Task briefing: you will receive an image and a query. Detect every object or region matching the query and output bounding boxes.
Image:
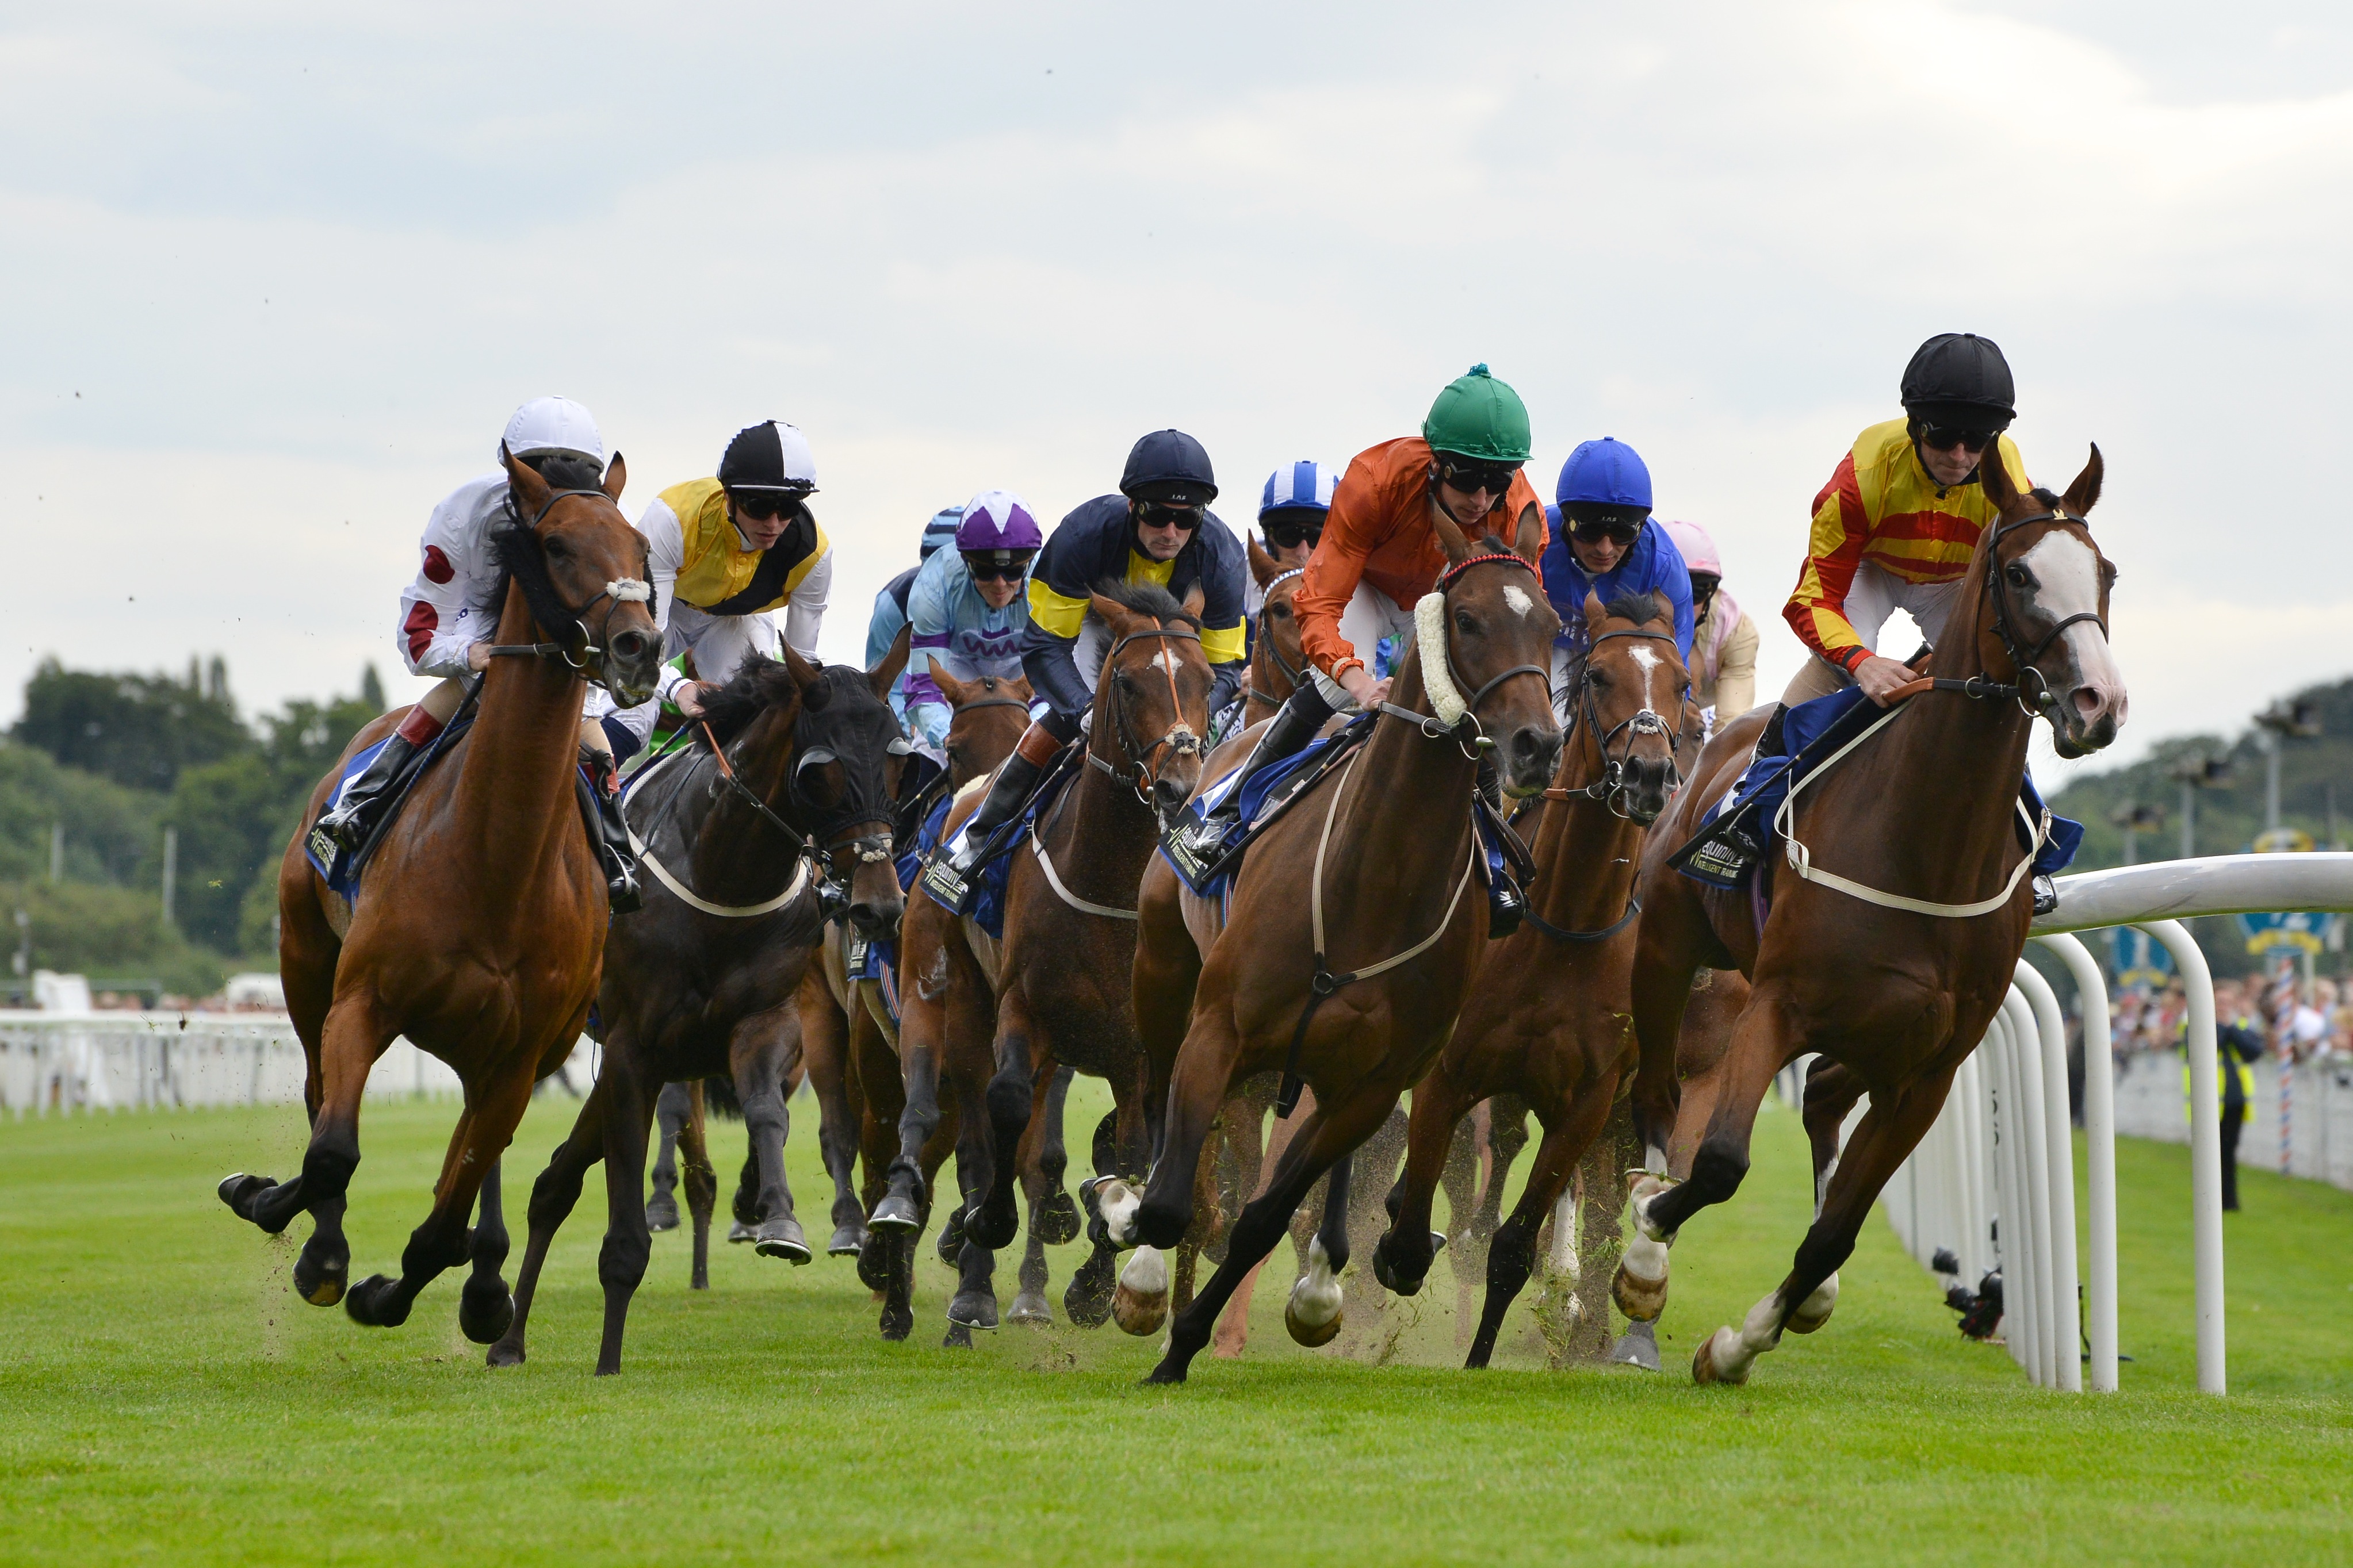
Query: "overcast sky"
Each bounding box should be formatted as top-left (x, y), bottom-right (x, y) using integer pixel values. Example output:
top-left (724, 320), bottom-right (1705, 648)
top-left (6, 1), bottom-right (2348, 787)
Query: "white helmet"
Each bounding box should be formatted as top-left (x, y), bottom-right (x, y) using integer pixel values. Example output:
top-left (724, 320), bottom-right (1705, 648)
top-left (502, 396), bottom-right (605, 464)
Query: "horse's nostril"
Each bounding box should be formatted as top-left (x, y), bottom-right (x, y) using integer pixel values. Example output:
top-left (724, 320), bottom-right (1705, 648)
top-left (2073, 687), bottom-right (2102, 719)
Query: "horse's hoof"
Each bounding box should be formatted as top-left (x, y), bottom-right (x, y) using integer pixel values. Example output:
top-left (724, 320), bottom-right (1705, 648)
top-left (967, 1195), bottom-right (1019, 1253)
top-left (292, 1249), bottom-right (347, 1308)
top-left (1035, 1187), bottom-right (1082, 1247)
top-left (1141, 1359), bottom-right (1188, 1386)
top-left (1112, 1247), bottom-right (1169, 1337)
top-left (485, 1340), bottom-right (525, 1368)
top-left (755, 1218), bottom-right (812, 1264)
top-left (726, 1220), bottom-right (757, 1245)
top-left (879, 1301), bottom-right (913, 1342)
top-left (868, 1193), bottom-right (921, 1234)
top-left (1064, 1251), bottom-right (1116, 1329)
top-left (1613, 1229), bottom-right (1672, 1322)
top-left (856, 1233), bottom-right (896, 1293)
top-left (947, 1290), bottom-right (1000, 1331)
top-left (1284, 1299), bottom-right (1344, 1348)
top-left (1610, 1320), bottom-right (1661, 1371)
top-left (1692, 1327), bottom-right (1747, 1386)
top-left (827, 1224), bottom-right (866, 1258)
top-left (1786, 1273), bottom-right (1839, 1333)
top-left (216, 1172), bottom-right (267, 1218)
top-left (943, 1322), bottom-right (974, 1350)
top-left (1370, 1232), bottom-right (1426, 1298)
top-left (645, 1194), bottom-right (680, 1232)
top-left (342, 1275), bottom-right (411, 1328)
top-left (458, 1282), bottom-right (516, 1345)
top-left (936, 1206), bottom-right (967, 1265)
top-left (1007, 1289), bottom-right (1054, 1327)
top-left (1285, 1237), bottom-right (1344, 1346)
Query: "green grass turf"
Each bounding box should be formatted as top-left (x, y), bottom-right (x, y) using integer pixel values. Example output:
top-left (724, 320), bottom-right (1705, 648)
top-left (2, 1083), bottom-right (2347, 1566)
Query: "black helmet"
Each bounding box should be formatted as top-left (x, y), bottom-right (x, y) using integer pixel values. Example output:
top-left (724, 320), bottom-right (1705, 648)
top-left (717, 420), bottom-right (818, 495)
top-left (1900, 333), bottom-right (2015, 431)
top-left (1119, 429), bottom-right (1218, 507)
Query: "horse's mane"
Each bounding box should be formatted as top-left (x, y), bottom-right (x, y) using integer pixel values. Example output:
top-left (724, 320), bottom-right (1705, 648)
top-left (1602, 591), bottom-right (1670, 629)
top-left (696, 655), bottom-right (817, 745)
top-left (477, 452), bottom-right (617, 632)
top-left (1091, 577), bottom-right (1202, 630)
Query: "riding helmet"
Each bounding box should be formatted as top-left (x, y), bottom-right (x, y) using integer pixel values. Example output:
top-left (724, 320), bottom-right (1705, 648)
top-left (1120, 430), bottom-right (1218, 506)
top-left (718, 419), bottom-right (819, 494)
top-left (1900, 333), bottom-right (2016, 431)
top-left (920, 506), bottom-right (965, 559)
top-left (1556, 438), bottom-right (1653, 512)
top-left (1259, 460), bottom-right (1338, 522)
top-left (502, 396), bottom-right (604, 465)
top-left (955, 490), bottom-right (1044, 553)
top-left (1422, 364), bottom-right (1533, 463)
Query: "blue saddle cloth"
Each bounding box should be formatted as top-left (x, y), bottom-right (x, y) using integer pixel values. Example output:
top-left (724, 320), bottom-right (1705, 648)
top-left (301, 714), bottom-right (479, 897)
top-left (1158, 717), bottom-right (1374, 902)
top-left (1673, 686), bottom-right (2082, 891)
top-left (916, 769), bottom-right (1074, 941)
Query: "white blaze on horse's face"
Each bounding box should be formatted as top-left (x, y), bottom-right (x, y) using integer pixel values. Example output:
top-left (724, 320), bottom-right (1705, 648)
top-left (1628, 642), bottom-right (1661, 713)
top-left (1502, 584), bottom-right (1536, 619)
top-left (2018, 531), bottom-right (2127, 751)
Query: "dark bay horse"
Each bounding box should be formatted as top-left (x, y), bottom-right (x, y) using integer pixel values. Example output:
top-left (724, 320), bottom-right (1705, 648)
top-left (1624, 447), bottom-right (2125, 1384)
top-left (873, 582), bottom-right (1213, 1345)
top-left (489, 642), bottom-right (906, 1374)
top-left (223, 448), bottom-right (660, 1341)
top-left (1372, 592), bottom-right (1690, 1367)
top-left (1121, 506), bottom-right (1563, 1383)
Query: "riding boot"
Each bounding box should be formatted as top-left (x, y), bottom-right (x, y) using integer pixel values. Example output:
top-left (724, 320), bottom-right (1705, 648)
top-left (1168, 681), bottom-right (1336, 865)
top-left (923, 742), bottom-right (1051, 915)
top-left (315, 732), bottom-right (421, 853)
top-left (579, 745), bottom-right (644, 915)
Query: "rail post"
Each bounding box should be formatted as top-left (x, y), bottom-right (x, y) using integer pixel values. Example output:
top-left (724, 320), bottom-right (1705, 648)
top-left (2033, 932), bottom-right (2116, 1391)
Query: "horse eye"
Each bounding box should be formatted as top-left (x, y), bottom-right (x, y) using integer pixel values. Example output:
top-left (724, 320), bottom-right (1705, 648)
top-left (1269, 604), bottom-right (1291, 620)
top-left (2006, 565), bottom-right (2030, 587)
top-left (1453, 611), bottom-right (1478, 635)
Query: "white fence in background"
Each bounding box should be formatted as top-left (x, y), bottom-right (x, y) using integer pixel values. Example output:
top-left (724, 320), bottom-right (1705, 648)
top-left (1881, 852), bottom-right (2353, 1398)
top-left (0, 1011), bottom-right (597, 1117)
top-left (2110, 1052), bottom-right (2353, 1193)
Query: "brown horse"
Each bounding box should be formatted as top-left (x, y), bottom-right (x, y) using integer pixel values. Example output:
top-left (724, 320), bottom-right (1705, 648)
top-left (488, 640), bottom-right (906, 1374)
top-left (1622, 447), bottom-right (2125, 1384)
top-left (873, 582), bottom-right (1214, 1345)
top-left (1371, 591), bottom-right (1690, 1367)
top-left (221, 448), bottom-right (661, 1342)
top-left (1120, 506), bottom-right (1563, 1383)
top-left (1238, 538), bottom-right (1308, 724)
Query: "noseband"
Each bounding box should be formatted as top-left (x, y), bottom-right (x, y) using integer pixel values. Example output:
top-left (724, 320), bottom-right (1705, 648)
top-left (483, 487), bottom-right (655, 692)
top-left (1093, 625), bottom-right (1206, 806)
top-left (1372, 551), bottom-right (1550, 750)
top-left (1547, 627), bottom-right (1685, 817)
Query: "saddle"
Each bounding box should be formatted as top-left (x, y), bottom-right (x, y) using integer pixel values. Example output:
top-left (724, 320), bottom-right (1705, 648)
top-left (303, 712), bottom-right (478, 897)
top-left (913, 745), bottom-right (1081, 940)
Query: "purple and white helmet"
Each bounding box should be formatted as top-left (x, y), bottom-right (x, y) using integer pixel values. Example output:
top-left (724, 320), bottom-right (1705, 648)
top-left (956, 489), bottom-right (1043, 554)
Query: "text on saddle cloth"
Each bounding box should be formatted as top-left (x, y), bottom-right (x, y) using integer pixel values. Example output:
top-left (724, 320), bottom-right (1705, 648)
top-left (1667, 684), bottom-right (2083, 899)
top-left (1157, 715), bottom-right (1376, 899)
top-left (914, 756), bottom-right (1078, 941)
top-left (303, 710), bottom-right (480, 898)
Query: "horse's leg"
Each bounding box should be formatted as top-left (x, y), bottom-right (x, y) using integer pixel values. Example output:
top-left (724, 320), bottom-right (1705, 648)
top-left (1211, 1079), bottom-right (1292, 1358)
top-left (1695, 1068), bottom-right (1954, 1386)
top-left (1008, 1053), bottom-right (1059, 1327)
top-left (679, 1082), bottom-right (717, 1290)
top-left (219, 992), bottom-right (389, 1243)
top-left (646, 1080), bottom-right (689, 1232)
top-left (1801, 1057), bottom-right (1867, 1217)
top-left (1467, 1077), bottom-right (1618, 1370)
top-left (1283, 1151), bottom-right (1355, 1346)
top-left (852, 1012), bottom-right (904, 1291)
top-left (1375, 1066), bottom-right (1475, 1298)
top-left (739, 1017), bottom-right (812, 1266)
top-left (1566, 1099), bottom-right (1636, 1364)
top-left (276, 890), bottom-right (350, 1308)
top-left (803, 974), bottom-right (868, 1258)
top-left (1146, 1087), bottom-right (1394, 1386)
top-left (1637, 992), bottom-right (1796, 1245)
top-left (488, 1073), bottom-right (611, 1367)
top-left (1034, 1064), bottom-right (1081, 1243)
top-left (971, 993), bottom-right (1038, 1251)
top-left (943, 1061), bottom-right (1000, 1345)
top-left (1474, 1094), bottom-right (1529, 1242)
top-left (588, 1048), bottom-right (663, 1376)
top-left (456, 1159), bottom-right (515, 1345)
top-left (346, 1063), bottom-right (535, 1333)
top-left (873, 953), bottom-right (949, 1233)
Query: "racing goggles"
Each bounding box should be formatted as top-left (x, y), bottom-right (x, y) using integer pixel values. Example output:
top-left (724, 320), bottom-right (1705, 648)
top-left (1689, 572), bottom-right (1721, 611)
top-left (1437, 458), bottom-right (1520, 497)
top-left (1135, 501), bottom-right (1204, 531)
top-left (1570, 517), bottom-right (1644, 546)
top-left (1916, 424), bottom-right (1998, 454)
top-left (962, 549), bottom-right (1035, 582)
top-left (728, 486), bottom-right (813, 521)
top-left (1262, 514), bottom-right (1324, 550)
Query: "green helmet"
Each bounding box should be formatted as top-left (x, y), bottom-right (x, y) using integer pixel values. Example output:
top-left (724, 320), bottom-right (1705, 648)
top-left (1422, 363), bottom-right (1532, 463)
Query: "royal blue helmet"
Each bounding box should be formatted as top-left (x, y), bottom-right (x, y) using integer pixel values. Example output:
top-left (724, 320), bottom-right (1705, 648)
top-left (1259, 460), bottom-right (1338, 522)
top-left (1556, 437), bottom-right (1652, 512)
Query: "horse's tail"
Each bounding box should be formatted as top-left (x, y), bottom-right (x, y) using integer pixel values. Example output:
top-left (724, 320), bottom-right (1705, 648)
top-left (701, 1074), bottom-right (744, 1120)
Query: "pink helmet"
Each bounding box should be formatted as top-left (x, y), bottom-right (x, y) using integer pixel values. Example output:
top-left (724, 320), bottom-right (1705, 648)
top-left (1658, 518), bottom-right (1722, 577)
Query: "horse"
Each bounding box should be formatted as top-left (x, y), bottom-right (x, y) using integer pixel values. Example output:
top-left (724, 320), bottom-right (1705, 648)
top-left (488, 639), bottom-right (906, 1374)
top-left (1239, 537), bottom-right (1308, 723)
top-left (220, 447), bottom-right (661, 1344)
top-left (1371, 591), bottom-right (1691, 1368)
top-left (1119, 504), bottom-right (1563, 1383)
top-left (871, 581), bottom-right (1214, 1346)
top-left (1621, 447), bottom-right (2125, 1385)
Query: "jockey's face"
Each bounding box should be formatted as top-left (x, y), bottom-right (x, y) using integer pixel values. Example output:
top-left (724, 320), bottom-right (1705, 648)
top-left (1131, 501), bottom-right (1201, 562)
top-left (974, 574), bottom-right (1021, 610)
top-left (728, 493), bottom-right (801, 550)
top-left (1569, 531), bottom-right (1628, 575)
top-left (1433, 476), bottom-right (1503, 526)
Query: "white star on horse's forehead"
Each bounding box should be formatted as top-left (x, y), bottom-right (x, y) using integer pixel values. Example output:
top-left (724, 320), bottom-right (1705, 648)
top-left (1502, 585), bottom-right (1535, 618)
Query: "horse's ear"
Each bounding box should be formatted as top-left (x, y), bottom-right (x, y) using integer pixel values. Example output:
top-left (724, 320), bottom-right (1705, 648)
top-left (601, 452), bottom-right (627, 503)
top-left (1247, 536), bottom-right (1278, 588)
top-left (1583, 589), bottom-right (1610, 639)
top-left (1511, 500), bottom-right (1545, 568)
top-left (1979, 439), bottom-right (2024, 512)
top-left (1427, 491), bottom-right (1474, 566)
top-left (867, 623), bottom-right (909, 699)
top-left (2062, 443), bottom-right (2103, 517)
top-left (1180, 580), bottom-right (1206, 620)
top-left (1090, 591), bottom-right (1143, 639)
top-left (932, 664), bottom-right (972, 708)
top-left (502, 443), bottom-right (552, 519)
top-left (782, 641), bottom-right (824, 699)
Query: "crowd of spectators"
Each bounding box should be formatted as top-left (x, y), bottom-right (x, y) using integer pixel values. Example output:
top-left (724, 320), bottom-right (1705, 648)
top-left (2106, 966), bottom-right (2351, 1064)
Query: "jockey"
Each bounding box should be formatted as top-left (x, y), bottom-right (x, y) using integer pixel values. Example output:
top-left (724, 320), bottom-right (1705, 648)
top-left (622, 419), bottom-right (835, 734)
top-left (932, 429), bottom-right (1247, 900)
top-left (1170, 364), bottom-right (1545, 858)
top-left (1657, 518), bottom-right (1759, 733)
top-left (1783, 332), bottom-right (2031, 707)
top-left (1538, 437), bottom-right (1694, 719)
top-left (870, 507), bottom-right (967, 733)
top-left (1246, 460), bottom-right (1337, 619)
top-left (901, 490), bottom-right (1042, 754)
top-left (322, 395), bottom-right (642, 907)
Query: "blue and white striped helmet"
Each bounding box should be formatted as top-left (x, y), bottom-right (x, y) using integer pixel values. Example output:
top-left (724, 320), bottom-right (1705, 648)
top-left (1259, 459), bottom-right (1338, 522)
top-left (919, 506), bottom-right (964, 560)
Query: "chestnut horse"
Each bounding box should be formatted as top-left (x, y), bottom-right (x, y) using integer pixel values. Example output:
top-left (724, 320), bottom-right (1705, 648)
top-left (1623, 447), bottom-right (2125, 1385)
top-left (489, 642), bottom-right (906, 1374)
top-left (1120, 505), bottom-right (1563, 1383)
top-left (1372, 591), bottom-right (1691, 1367)
top-left (222, 448), bottom-right (661, 1341)
top-left (873, 582), bottom-right (1213, 1345)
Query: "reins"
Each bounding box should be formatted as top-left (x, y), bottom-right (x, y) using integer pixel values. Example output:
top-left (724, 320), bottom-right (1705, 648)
top-left (1248, 571), bottom-right (1309, 711)
top-left (1544, 626), bottom-right (1686, 818)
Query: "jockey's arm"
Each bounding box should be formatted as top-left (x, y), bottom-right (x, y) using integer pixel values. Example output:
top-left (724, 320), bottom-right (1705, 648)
top-left (1714, 611), bottom-right (1759, 717)
top-left (1292, 461), bottom-right (1390, 708)
top-left (782, 545), bottom-right (829, 657)
top-left (903, 555), bottom-right (959, 749)
top-left (397, 479), bottom-right (505, 683)
top-left (636, 496), bottom-right (690, 705)
top-left (1193, 526), bottom-right (1250, 717)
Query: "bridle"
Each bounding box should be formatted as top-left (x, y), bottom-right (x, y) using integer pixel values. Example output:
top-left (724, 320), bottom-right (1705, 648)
top-left (1370, 551), bottom-right (1551, 753)
top-left (1545, 626), bottom-right (1686, 819)
top-left (1977, 507), bottom-right (2110, 721)
top-left (482, 487), bottom-right (655, 691)
top-left (1248, 568), bottom-right (1308, 710)
top-left (1092, 624), bottom-right (1206, 808)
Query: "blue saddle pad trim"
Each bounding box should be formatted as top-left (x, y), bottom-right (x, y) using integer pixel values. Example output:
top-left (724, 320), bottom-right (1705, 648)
top-left (1159, 718), bottom-right (1373, 902)
top-left (303, 737), bottom-right (397, 896)
top-left (916, 769), bottom-right (1074, 940)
